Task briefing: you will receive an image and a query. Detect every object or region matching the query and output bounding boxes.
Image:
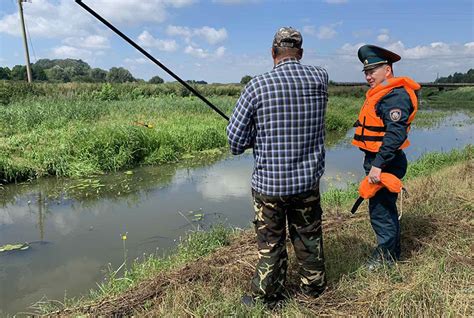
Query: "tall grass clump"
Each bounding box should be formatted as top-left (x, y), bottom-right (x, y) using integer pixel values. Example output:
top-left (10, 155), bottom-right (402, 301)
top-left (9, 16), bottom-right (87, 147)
top-left (0, 95), bottom-right (236, 182)
top-left (325, 96), bottom-right (362, 132)
top-left (40, 225), bottom-right (233, 314)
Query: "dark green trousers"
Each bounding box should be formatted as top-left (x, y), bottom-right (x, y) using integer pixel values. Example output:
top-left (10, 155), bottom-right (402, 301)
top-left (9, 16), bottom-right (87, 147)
top-left (250, 186), bottom-right (326, 300)
top-left (364, 150), bottom-right (407, 261)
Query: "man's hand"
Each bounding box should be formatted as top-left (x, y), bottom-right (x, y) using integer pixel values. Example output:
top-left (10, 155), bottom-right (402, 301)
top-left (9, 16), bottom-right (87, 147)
top-left (368, 166), bottom-right (382, 184)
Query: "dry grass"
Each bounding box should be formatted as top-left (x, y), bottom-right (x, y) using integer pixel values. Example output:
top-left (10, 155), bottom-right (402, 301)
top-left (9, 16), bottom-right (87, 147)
top-left (52, 160), bottom-right (473, 317)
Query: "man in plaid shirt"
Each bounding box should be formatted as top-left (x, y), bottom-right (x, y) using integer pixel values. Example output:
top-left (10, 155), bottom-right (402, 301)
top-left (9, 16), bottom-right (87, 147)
top-left (227, 27), bottom-right (328, 307)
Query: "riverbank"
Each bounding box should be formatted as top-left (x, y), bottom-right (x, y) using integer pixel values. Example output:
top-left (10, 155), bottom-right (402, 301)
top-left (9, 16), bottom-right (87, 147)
top-left (1, 85), bottom-right (472, 184)
top-left (43, 146), bottom-right (473, 316)
top-left (0, 89), bottom-right (360, 183)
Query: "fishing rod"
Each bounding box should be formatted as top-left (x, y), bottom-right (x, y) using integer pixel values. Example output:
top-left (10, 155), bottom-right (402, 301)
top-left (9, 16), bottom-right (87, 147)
top-left (75, 0), bottom-right (229, 121)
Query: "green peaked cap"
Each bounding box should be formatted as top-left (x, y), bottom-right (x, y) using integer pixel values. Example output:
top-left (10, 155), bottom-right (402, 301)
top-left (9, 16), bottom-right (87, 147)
top-left (358, 44), bottom-right (401, 71)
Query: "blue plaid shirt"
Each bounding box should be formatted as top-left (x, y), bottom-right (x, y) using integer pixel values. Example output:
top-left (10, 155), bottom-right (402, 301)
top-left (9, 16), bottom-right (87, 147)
top-left (227, 58), bottom-right (328, 196)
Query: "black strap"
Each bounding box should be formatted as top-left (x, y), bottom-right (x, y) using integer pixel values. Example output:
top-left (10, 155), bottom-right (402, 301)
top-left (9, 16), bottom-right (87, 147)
top-left (353, 120), bottom-right (386, 132)
top-left (353, 134), bottom-right (384, 142)
top-left (351, 197), bottom-right (364, 214)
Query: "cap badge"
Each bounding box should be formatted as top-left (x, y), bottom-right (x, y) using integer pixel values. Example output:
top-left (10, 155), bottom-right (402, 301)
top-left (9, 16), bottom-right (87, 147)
top-left (364, 59), bottom-right (368, 65)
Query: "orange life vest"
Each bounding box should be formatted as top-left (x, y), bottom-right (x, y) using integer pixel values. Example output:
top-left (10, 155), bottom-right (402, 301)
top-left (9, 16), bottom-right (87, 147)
top-left (351, 172), bottom-right (404, 214)
top-left (358, 173), bottom-right (403, 199)
top-left (352, 77), bottom-right (420, 152)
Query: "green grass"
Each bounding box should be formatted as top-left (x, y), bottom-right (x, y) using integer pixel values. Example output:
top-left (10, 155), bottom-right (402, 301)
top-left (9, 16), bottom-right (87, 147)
top-left (42, 148), bottom-right (473, 316)
top-left (326, 96), bottom-right (361, 132)
top-left (0, 91), bottom-right (362, 183)
top-left (422, 87), bottom-right (474, 111)
top-left (0, 96), bottom-right (236, 182)
top-left (321, 145), bottom-right (473, 211)
top-left (1, 84), bottom-right (472, 183)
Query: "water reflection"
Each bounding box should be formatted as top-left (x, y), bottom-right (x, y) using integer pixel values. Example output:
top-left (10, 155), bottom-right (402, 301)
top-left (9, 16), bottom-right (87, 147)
top-left (0, 112), bottom-right (472, 315)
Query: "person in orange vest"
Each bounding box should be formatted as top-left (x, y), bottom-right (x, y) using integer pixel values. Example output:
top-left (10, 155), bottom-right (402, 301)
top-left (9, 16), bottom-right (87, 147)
top-left (352, 45), bottom-right (420, 270)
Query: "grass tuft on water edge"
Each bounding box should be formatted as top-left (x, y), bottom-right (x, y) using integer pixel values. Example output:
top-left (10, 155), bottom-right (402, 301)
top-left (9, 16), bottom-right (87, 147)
top-left (35, 224), bottom-right (233, 314)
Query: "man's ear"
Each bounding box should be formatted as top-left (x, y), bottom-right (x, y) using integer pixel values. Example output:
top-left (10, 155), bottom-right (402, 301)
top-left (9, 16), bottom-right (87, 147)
top-left (271, 47), bottom-right (276, 59)
top-left (298, 48), bottom-right (303, 60)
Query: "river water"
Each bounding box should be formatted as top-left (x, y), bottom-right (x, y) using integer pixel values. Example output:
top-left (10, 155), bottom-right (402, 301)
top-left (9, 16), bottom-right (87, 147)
top-left (0, 112), bottom-right (472, 315)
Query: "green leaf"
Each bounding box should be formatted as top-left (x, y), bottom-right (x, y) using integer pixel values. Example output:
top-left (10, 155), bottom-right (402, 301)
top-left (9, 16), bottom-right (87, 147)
top-left (0, 243), bottom-right (29, 252)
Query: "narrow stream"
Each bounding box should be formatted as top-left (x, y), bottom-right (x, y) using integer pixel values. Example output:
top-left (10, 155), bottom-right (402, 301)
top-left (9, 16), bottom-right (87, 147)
top-left (0, 112), bottom-right (472, 315)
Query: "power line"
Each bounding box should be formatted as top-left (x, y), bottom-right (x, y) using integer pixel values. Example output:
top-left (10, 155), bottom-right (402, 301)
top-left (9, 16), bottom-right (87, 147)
top-left (24, 12), bottom-right (37, 63)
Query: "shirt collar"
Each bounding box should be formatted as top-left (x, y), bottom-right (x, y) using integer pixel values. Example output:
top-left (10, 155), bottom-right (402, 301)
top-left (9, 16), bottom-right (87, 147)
top-left (274, 57), bottom-right (300, 69)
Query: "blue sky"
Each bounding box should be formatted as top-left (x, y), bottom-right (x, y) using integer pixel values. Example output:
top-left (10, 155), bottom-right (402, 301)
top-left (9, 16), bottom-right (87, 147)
top-left (0, 0), bottom-right (473, 83)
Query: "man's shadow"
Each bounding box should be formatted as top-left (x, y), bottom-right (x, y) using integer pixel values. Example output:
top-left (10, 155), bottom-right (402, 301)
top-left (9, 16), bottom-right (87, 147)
top-left (400, 213), bottom-right (439, 259)
top-left (285, 232), bottom-right (372, 289)
top-left (284, 213), bottom-right (439, 295)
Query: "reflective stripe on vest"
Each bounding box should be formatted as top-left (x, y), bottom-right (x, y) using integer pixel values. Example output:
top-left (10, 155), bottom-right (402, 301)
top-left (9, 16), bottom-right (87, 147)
top-left (351, 77), bottom-right (420, 153)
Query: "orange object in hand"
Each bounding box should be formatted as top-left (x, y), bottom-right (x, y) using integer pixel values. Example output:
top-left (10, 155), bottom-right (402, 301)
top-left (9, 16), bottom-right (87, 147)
top-left (359, 172), bottom-right (403, 199)
top-left (351, 173), bottom-right (403, 214)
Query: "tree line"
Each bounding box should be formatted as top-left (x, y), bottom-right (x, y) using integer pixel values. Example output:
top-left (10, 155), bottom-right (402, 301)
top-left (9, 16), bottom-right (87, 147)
top-left (0, 58), bottom-right (167, 84)
top-left (435, 69), bottom-right (474, 83)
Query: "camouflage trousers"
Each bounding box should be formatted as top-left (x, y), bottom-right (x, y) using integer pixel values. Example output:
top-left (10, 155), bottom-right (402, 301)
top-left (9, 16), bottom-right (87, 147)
top-left (250, 186), bottom-right (326, 300)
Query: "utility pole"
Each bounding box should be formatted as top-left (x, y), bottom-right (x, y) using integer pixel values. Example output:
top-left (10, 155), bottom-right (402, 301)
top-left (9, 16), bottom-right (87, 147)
top-left (18, 0), bottom-right (32, 83)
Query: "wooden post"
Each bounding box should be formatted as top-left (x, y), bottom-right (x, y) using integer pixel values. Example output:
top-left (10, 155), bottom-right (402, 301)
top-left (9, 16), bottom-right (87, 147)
top-left (18, 0), bottom-right (33, 83)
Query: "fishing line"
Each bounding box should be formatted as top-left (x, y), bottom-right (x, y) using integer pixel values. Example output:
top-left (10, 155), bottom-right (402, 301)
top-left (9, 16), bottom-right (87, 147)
top-left (74, 0), bottom-right (229, 121)
top-left (24, 15), bottom-right (37, 63)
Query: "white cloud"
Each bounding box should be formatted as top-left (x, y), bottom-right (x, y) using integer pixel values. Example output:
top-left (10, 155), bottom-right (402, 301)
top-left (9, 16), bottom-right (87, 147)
top-left (64, 35), bottom-right (110, 49)
top-left (184, 45), bottom-right (226, 59)
top-left (185, 45), bottom-right (210, 58)
top-left (166, 25), bottom-right (228, 45)
top-left (194, 26), bottom-right (228, 45)
top-left (0, 0), bottom-right (91, 38)
top-left (376, 28), bottom-right (390, 43)
top-left (387, 41), bottom-right (452, 59)
top-left (0, 0), bottom-right (197, 39)
top-left (166, 25), bottom-right (193, 38)
top-left (212, 0), bottom-right (260, 4)
top-left (0, 13), bottom-right (20, 36)
top-left (84, 0), bottom-right (197, 25)
top-left (316, 40), bottom-right (474, 82)
top-left (52, 45), bottom-right (93, 59)
top-left (352, 29), bottom-right (373, 39)
top-left (317, 26), bottom-right (338, 39)
top-left (303, 22), bottom-right (342, 40)
top-left (137, 31), bottom-right (178, 52)
top-left (377, 34), bottom-right (390, 43)
top-left (465, 42), bottom-right (474, 50)
top-left (215, 46), bottom-right (226, 57)
top-left (124, 57), bottom-right (148, 64)
top-left (337, 41), bottom-right (474, 62)
top-left (324, 0), bottom-right (348, 4)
